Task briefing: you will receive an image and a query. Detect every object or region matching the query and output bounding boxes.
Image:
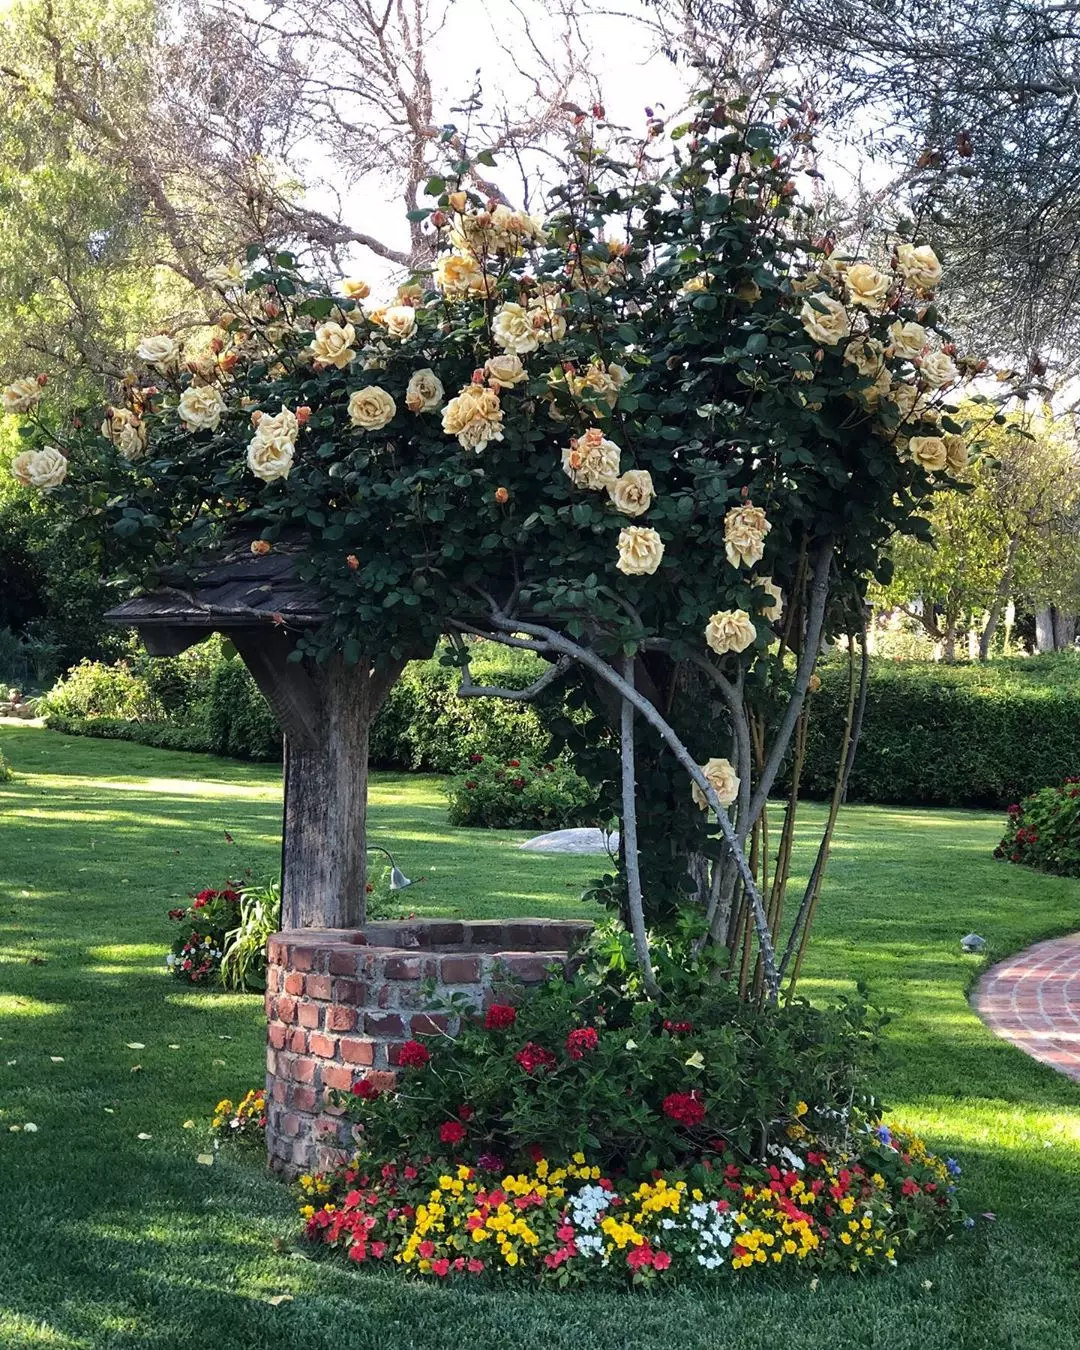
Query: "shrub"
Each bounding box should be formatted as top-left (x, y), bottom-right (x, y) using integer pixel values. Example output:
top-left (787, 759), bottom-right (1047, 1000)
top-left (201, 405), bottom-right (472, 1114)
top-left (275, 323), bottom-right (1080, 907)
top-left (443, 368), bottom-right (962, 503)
top-left (219, 880), bottom-right (281, 993)
top-left (334, 924), bottom-right (886, 1172)
top-left (801, 653), bottom-right (1080, 808)
top-left (0, 750), bottom-right (11, 782)
top-left (166, 886), bottom-right (243, 984)
top-left (994, 777), bottom-right (1080, 875)
top-left (202, 658), bottom-right (281, 760)
top-left (445, 753), bottom-right (598, 830)
top-left (40, 657), bottom-right (160, 721)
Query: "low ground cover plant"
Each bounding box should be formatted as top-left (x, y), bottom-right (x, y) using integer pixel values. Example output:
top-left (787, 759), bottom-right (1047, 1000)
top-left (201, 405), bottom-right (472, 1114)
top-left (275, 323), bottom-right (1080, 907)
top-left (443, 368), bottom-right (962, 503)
top-left (995, 777), bottom-right (1080, 875)
top-left (445, 753), bottom-right (598, 830)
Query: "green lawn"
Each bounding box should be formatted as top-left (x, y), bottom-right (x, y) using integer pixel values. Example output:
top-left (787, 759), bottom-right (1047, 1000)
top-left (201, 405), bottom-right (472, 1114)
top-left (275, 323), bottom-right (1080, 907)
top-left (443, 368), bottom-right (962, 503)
top-left (2, 724), bottom-right (1080, 1349)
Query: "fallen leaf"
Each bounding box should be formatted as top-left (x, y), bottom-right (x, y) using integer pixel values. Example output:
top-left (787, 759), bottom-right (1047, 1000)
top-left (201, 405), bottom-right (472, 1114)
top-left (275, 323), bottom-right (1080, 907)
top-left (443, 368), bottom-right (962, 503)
top-left (267, 1294), bottom-right (293, 1307)
top-left (684, 1050), bottom-right (706, 1070)
top-left (22, 1122), bottom-right (38, 1133)
top-left (137, 1132), bottom-right (152, 1141)
top-left (104, 1107), bottom-right (115, 1114)
top-left (182, 1119), bottom-right (196, 1129)
top-left (126, 1042), bottom-right (146, 1050)
top-left (218, 1034), bottom-right (232, 1041)
top-left (6, 1059), bottom-right (16, 1066)
top-left (168, 1044), bottom-right (180, 1050)
top-left (131, 1064), bottom-right (142, 1073)
top-left (8, 1124), bottom-right (21, 1133)
top-left (922, 1280), bottom-right (933, 1291)
top-left (212, 1058), bottom-right (226, 1065)
top-left (196, 1153), bottom-right (215, 1166)
top-left (49, 1056), bottom-right (64, 1063)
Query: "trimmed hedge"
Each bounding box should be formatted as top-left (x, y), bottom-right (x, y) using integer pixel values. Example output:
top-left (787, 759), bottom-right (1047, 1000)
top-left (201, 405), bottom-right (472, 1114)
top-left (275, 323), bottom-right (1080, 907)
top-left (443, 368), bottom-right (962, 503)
top-left (802, 654), bottom-right (1080, 808)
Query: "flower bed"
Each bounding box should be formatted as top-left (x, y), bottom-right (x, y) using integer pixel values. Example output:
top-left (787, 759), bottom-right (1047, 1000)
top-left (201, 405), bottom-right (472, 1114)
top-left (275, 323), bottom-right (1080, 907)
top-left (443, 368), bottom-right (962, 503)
top-left (994, 776), bottom-right (1080, 874)
top-left (445, 752), bottom-right (598, 829)
top-left (166, 886), bottom-right (242, 984)
top-left (298, 1125), bottom-right (963, 1284)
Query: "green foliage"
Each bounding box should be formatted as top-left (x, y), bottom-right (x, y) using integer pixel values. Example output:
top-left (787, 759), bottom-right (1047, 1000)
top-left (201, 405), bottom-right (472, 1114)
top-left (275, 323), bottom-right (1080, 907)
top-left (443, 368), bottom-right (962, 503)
top-left (220, 881), bottom-right (281, 993)
top-left (0, 749), bottom-right (11, 782)
top-left (202, 658), bottom-right (281, 760)
top-left (41, 656), bottom-right (161, 720)
top-left (444, 753), bottom-right (597, 830)
top-left (166, 885), bottom-right (243, 984)
top-left (995, 779), bottom-right (1080, 876)
top-left (802, 654), bottom-right (1080, 807)
top-left (340, 923), bottom-right (886, 1172)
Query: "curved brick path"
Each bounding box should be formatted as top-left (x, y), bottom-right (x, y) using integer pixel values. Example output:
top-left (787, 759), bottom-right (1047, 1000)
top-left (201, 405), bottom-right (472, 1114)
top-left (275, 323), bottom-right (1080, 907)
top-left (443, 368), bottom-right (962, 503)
top-left (974, 933), bottom-right (1080, 1082)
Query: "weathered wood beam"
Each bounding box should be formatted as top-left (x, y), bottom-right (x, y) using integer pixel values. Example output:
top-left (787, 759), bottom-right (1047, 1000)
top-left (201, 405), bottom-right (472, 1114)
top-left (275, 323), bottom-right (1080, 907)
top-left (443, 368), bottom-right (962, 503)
top-left (135, 624), bottom-right (214, 657)
top-left (229, 627), bottom-right (324, 750)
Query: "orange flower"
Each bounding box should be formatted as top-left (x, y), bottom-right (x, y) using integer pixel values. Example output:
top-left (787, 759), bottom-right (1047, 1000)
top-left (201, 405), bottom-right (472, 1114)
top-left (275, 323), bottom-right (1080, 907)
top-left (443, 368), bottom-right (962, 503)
top-left (495, 486), bottom-right (509, 504)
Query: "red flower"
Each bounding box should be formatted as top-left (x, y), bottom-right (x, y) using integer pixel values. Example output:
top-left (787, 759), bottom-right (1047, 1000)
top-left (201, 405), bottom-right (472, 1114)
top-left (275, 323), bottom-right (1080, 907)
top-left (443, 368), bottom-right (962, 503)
top-left (458, 1104), bottom-right (474, 1121)
top-left (566, 1026), bottom-right (599, 1060)
top-left (653, 1250), bottom-right (672, 1271)
top-left (398, 1039), bottom-right (430, 1068)
top-left (900, 1177), bottom-right (920, 1196)
top-left (467, 1258), bottom-right (484, 1274)
top-left (417, 1241), bottom-right (435, 1259)
top-left (515, 1042), bottom-right (558, 1074)
top-left (507, 759), bottom-right (521, 767)
top-left (626, 1243), bottom-right (654, 1270)
top-left (431, 1258), bottom-right (450, 1277)
top-left (371, 1241), bottom-right (387, 1259)
top-left (352, 1078), bottom-right (381, 1100)
top-left (439, 1120), bottom-right (467, 1146)
top-left (485, 1004), bottom-right (517, 1031)
top-left (662, 1090), bottom-right (706, 1127)
top-left (662, 1019), bottom-right (693, 1035)
top-left (167, 908), bottom-right (186, 920)
top-left (469, 753), bottom-right (484, 763)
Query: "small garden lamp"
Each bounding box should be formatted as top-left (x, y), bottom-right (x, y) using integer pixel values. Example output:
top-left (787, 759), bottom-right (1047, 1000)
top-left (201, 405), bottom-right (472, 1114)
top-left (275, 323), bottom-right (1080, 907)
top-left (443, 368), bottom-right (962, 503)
top-left (367, 845), bottom-right (412, 891)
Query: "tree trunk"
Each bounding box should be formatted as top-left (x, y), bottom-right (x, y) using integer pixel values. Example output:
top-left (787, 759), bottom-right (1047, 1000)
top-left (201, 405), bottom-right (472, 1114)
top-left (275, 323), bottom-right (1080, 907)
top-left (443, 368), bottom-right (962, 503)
top-left (1054, 610), bottom-right (1076, 650)
top-left (979, 547), bottom-right (1018, 660)
top-left (942, 617), bottom-right (957, 663)
top-left (1036, 606), bottom-right (1056, 653)
top-left (280, 653), bottom-right (402, 930)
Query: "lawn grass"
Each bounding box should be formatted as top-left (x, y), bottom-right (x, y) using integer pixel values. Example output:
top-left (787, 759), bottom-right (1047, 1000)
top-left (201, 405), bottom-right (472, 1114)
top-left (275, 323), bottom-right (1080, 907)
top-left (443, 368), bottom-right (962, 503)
top-left (2, 724), bottom-right (1080, 1349)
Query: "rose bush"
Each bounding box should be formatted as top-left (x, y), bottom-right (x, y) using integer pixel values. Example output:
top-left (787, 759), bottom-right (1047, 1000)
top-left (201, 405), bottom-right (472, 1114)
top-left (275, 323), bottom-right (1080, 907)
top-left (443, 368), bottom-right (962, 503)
top-left (444, 752), bottom-right (597, 829)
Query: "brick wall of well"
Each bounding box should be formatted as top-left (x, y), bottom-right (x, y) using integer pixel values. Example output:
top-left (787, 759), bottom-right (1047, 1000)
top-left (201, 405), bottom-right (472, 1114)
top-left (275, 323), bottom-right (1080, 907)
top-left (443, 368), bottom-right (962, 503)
top-left (265, 917), bottom-right (592, 1176)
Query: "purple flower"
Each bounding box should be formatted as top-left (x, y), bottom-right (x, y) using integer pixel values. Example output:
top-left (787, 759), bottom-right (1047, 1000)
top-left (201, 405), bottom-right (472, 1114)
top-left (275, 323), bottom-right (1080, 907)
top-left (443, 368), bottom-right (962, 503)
top-left (946, 1157), bottom-right (961, 1177)
top-left (876, 1125), bottom-right (892, 1147)
top-left (476, 1152), bottom-right (503, 1172)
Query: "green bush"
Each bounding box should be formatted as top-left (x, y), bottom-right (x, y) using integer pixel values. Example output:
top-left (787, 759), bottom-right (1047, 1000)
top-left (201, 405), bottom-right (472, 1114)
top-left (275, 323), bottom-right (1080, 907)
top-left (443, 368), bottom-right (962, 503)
top-left (445, 753), bottom-right (598, 830)
top-left (202, 659), bottom-right (281, 760)
top-left (40, 657), bottom-right (160, 721)
top-left (994, 777), bottom-right (1080, 875)
top-left (44, 714), bottom-right (214, 754)
top-left (801, 653), bottom-right (1080, 808)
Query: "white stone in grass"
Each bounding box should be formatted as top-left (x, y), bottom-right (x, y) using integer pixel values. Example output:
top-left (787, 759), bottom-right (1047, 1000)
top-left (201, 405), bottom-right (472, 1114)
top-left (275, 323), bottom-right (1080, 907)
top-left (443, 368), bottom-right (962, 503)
top-left (519, 827), bottom-right (620, 855)
top-left (961, 933), bottom-right (987, 953)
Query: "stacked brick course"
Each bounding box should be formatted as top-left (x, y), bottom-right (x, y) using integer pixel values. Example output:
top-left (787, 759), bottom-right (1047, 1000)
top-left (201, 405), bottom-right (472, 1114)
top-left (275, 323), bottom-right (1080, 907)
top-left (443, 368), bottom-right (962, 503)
top-left (265, 917), bottom-right (592, 1175)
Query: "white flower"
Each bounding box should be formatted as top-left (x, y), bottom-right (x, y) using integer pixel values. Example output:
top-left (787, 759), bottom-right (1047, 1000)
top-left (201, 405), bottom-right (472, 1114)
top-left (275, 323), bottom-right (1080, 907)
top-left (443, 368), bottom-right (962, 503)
top-left (887, 321), bottom-right (927, 360)
top-left (944, 433), bottom-right (968, 476)
top-left (845, 262), bottom-right (891, 310)
top-left (607, 469), bottom-right (654, 517)
top-left (405, 369), bottom-right (444, 413)
top-left (895, 243), bottom-right (942, 291)
top-left (17, 446), bottom-right (67, 490)
top-left (178, 384), bottom-right (225, 432)
top-left (756, 576), bottom-right (783, 621)
top-left (205, 260), bottom-right (244, 290)
top-left (800, 296), bottom-right (850, 346)
top-left (348, 386), bottom-right (397, 431)
top-left (2, 377), bottom-right (42, 415)
top-left (136, 334), bottom-right (181, 370)
top-left (492, 302), bottom-right (539, 354)
top-left (101, 407), bottom-right (149, 461)
top-left (692, 756), bottom-right (740, 810)
top-left (919, 350), bottom-right (959, 390)
top-left (434, 253), bottom-right (487, 298)
top-left (615, 526), bottom-right (664, 575)
top-left (843, 337), bottom-right (885, 378)
top-left (308, 321), bottom-right (357, 370)
top-left (441, 383), bottom-right (503, 452)
top-left (382, 305), bottom-right (417, 340)
top-left (484, 354), bottom-right (527, 390)
top-left (251, 406), bottom-right (298, 446)
top-left (705, 609), bottom-right (756, 655)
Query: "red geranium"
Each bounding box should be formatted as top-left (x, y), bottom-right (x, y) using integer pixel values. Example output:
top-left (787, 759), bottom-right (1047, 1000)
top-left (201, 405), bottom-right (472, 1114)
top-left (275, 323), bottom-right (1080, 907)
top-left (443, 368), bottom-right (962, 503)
top-left (662, 1090), bottom-right (706, 1127)
top-left (485, 1004), bottom-right (517, 1030)
top-left (566, 1026), bottom-right (599, 1060)
top-left (662, 1019), bottom-right (693, 1035)
top-left (398, 1039), bottom-right (430, 1068)
top-left (352, 1078), bottom-right (381, 1100)
top-left (515, 1042), bottom-right (557, 1074)
top-left (439, 1120), bottom-right (467, 1146)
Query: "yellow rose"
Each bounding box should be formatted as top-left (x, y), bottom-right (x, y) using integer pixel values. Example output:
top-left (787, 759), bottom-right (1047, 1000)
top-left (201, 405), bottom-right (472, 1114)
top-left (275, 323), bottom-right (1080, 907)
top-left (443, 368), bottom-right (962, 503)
top-left (616, 526), bottom-right (664, 575)
top-left (756, 576), bottom-right (783, 621)
top-left (889, 381), bottom-right (923, 420)
top-left (205, 260), bottom-right (243, 290)
top-left (178, 384), bottom-right (225, 431)
top-left (137, 334), bottom-right (181, 370)
top-left (887, 321), bottom-right (926, 360)
top-left (680, 274), bottom-right (709, 294)
top-left (705, 609), bottom-right (757, 655)
top-left (908, 435), bottom-right (948, 472)
top-left (944, 433), bottom-right (968, 476)
top-left (308, 321), bottom-right (357, 370)
top-left (2, 377), bottom-right (42, 415)
top-left (724, 503), bottom-right (771, 569)
top-left (247, 433), bottom-right (294, 482)
top-left (858, 367), bottom-right (892, 407)
top-left (21, 446), bottom-right (67, 490)
top-left (348, 386), bottom-right (397, 430)
top-left (441, 384), bottom-right (503, 451)
top-left (691, 756), bottom-right (740, 811)
top-left (736, 281), bottom-right (761, 303)
top-left (383, 305), bottom-right (417, 341)
top-left (561, 428), bottom-right (620, 490)
top-left (800, 296), bottom-right (850, 346)
top-left (448, 191), bottom-right (468, 213)
top-left (251, 406), bottom-right (298, 446)
top-left (340, 278), bottom-right (371, 300)
top-left (607, 469), bottom-right (654, 517)
top-left (405, 369), bottom-right (444, 413)
top-left (845, 262), bottom-right (891, 310)
top-left (101, 407), bottom-right (148, 460)
top-left (895, 243), bottom-right (942, 291)
top-left (435, 252), bottom-right (486, 298)
top-left (492, 302), bottom-right (539, 355)
top-left (843, 336), bottom-right (885, 378)
top-left (918, 350), bottom-right (958, 390)
top-left (484, 354), bottom-right (527, 390)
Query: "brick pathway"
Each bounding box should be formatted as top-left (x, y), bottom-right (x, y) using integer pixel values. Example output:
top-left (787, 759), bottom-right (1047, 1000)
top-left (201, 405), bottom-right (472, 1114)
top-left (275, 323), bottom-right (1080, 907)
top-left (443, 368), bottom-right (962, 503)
top-left (974, 933), bottom-right (1080, 1083)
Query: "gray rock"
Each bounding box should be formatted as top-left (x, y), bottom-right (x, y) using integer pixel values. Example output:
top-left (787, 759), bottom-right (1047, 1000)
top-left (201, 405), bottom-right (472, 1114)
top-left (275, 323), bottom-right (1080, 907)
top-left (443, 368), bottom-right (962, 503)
top-left (961, 933), bottom-right (987, 953)
top-left (519, 827), bottom-right (620, 855)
